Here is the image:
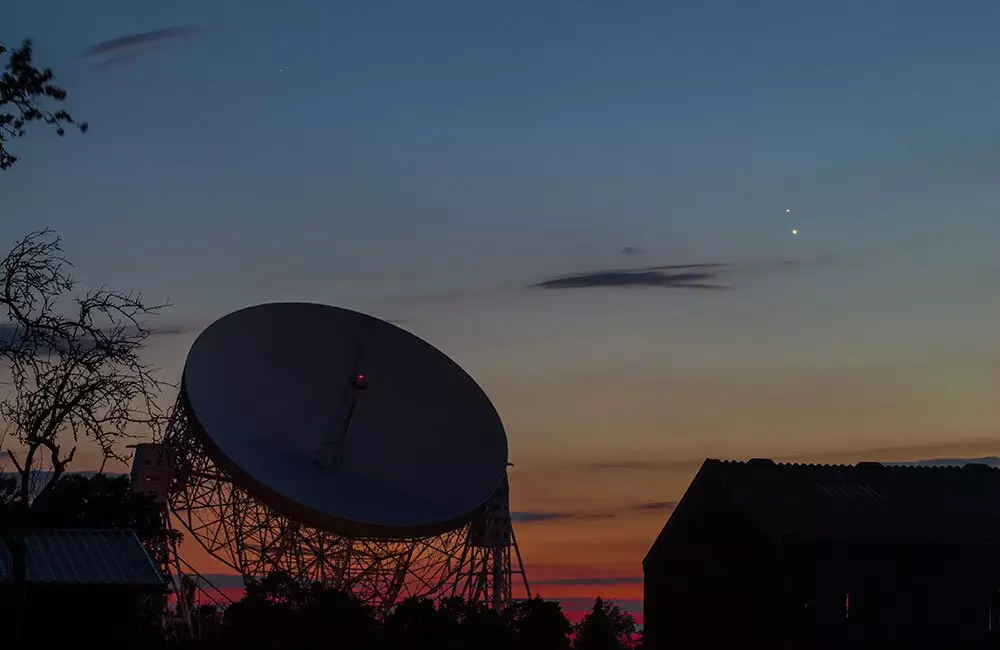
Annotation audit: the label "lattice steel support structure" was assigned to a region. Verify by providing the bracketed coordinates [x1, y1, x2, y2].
[160, 395, 530, 613]
[452, 475, 531, 607]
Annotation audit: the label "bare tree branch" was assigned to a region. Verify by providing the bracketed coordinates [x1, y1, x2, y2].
[2, 41, 92, 650]
[0, 229, 169, 505]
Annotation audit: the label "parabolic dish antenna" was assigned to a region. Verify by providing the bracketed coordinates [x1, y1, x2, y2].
[180, 302, 509, 538]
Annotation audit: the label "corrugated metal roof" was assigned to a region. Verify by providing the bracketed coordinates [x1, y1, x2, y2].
[696, 459, 1000, 543]
[0, 529, 164, 588]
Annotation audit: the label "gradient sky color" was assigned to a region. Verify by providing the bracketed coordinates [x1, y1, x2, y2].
[5, 1, 1000, 617]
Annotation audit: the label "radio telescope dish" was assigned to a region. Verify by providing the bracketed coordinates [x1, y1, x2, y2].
[143, 302, 531, 618]
[180, 302, 509, 538]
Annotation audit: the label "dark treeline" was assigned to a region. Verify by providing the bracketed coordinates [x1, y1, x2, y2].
[183, 573, 638, 650]
[1, 474, 642, 650]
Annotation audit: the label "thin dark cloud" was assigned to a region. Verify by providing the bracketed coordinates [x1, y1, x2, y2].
[510, 512, 569, 523]
[0, 322, 190, 337]
[388, 257, 817, 307]
[529, 257, 828, 292]
[147, 325, 195, 336]
[555, 597, 642, 614]
[195, 573, 247, 589]
[91, 50, 148, 70]
[581, 452, 1000, 474]
[534, 576, 643, 586]
[889, 456, 1000, 468]
[586, 460, 670, 471]
[531, 263, 728, 291]
[0, 470, 125, 500]
[619, 246, 642, 257]
[582, 459, 702, 472]
[575, 512, 617, 520]
[0, 322, 191, 354]
[511, 511, 615, 523]
[766, 438, 1000, 466]
[83, 27, 193, 58]
[0, 470, 122, 480]
[512, 501, 675, 523]
[634, 501, 678, 511]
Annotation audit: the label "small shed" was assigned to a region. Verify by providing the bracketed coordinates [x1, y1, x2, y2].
[643, 459, 1000, 650]
[0, 528, 165, 587]
[1, 529, 165, 647]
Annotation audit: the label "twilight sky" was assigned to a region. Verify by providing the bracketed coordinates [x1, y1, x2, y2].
[5, 0, 1000, 618]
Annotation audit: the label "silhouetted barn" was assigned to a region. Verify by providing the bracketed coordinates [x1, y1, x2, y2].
[643, 458, 1000, 650]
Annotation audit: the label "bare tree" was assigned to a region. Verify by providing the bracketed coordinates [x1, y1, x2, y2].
[1, 39, 88, 170]
[0, 229, 168, 648]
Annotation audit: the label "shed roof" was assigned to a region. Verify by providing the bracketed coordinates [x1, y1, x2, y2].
[0, 529, 164, 588]
[674, 459, 1000, 545]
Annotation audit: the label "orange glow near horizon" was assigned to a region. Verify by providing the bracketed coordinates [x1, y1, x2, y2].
[24, 286, 1000, 623]
[170, 436, 1000, 619]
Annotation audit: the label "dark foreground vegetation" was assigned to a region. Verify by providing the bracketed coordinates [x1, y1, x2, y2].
[188, 574, 638, 650]
[1, 473, 641, 650]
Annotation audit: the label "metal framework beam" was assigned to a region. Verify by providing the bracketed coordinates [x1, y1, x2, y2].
[154, 397, 530, 617]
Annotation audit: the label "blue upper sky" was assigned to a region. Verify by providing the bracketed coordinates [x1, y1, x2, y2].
[5, 1, 1000, 589]
[7, 2, 1000, 318]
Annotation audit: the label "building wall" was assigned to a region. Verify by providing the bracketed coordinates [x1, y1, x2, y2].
[645, 462, 1000, 650]
[649, 510, 1000, 650]
[643, 473, 783, 650]
[787, 539, 1000, 650]
[0, 584, 164, 649]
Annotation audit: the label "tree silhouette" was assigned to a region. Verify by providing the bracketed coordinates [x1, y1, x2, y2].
[212, 578, 587, 650]
[221, 572, 300, 649]
[28, 473, 181, 575]
[221, 571, 377, 649]
[222, 592, 294, 649]
[380, 595, 536, 648]
[0, 229, 167, 650]
[246, 570, 310, 607]
[384, 596, 447, 642]
[0, 230, 168, 507]
[296, 582, 377, 648]
[0, 475, 169, 649]
[572, 597, 637, 650]
[506, 596, 573, 649]
[0, 473, 16, 506]
[192, 604, 223, 646]
[0, 40, 87, 170]
[453, 598, 513, 643]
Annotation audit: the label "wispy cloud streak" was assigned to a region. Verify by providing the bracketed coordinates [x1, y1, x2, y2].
[511, 511, 615, 523]
[889, 456, 1000, 468]
[529, 257, 829, 292]
[0, 322, 191, 349]
[83, 27, 193, 58]
[512, 500, 676, 523]
[534, 576, 643, 586]
[531, 263, 727, 291]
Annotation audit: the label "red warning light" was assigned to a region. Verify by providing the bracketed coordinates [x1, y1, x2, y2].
[352, 373, 369, 390]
